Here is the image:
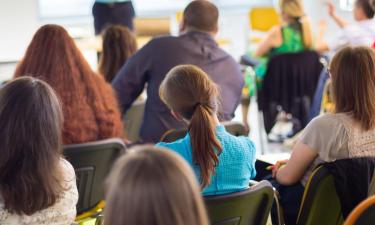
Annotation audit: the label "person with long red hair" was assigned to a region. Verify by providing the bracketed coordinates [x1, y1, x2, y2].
[14, 24, 124, 145]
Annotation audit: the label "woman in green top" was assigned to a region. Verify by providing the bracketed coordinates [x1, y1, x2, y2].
[253, 0, 313, 81]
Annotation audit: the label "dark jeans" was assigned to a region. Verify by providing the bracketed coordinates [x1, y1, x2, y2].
[92, 1, 135, 35]
[266, 176, 305, 225]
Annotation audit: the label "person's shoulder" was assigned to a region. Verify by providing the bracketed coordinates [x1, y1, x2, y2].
[60, 158, 76, 181]
[156, 136, 193, 160]
[220, 129, 255, 152]
[156, 135, 189, 151]
[310, 113, 343, 126]
[146, 35, 178, 47]
[304, 113, 346, 135]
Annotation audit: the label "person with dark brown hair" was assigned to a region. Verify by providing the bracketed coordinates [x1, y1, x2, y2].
[270, 46, 375, 224]
[14, 24, 124, 145]
[99, 25, 137, 82]
[104, 146, 209, 225]
[0, 77, 78, 224]
[112, 0, 244, 143]
[156, 65, 256, 196]
[316, 0, 375, 52]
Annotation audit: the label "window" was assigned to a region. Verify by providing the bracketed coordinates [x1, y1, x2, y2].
[38, 0, 273, 19]
[339, 0, 355, 11]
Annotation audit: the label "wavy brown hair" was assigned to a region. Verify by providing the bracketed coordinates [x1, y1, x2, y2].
[99, 25, 137, 82]
[14, 24, 123, 144]
[159, 65, 222, 188]
[0, 77, 64, 215]
[105, 146, 209, 225]
[330, 46, 375, 130]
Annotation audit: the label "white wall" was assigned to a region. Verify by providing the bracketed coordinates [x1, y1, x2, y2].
[304, 0, 354, 44]
[0, 0, 40, 62]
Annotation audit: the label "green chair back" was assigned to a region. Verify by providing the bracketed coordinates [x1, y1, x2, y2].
[205, 181, 274, 225]
[160, 121, 248, 143]
[63, 138, 126, 214]
[297, 166, 344, 225]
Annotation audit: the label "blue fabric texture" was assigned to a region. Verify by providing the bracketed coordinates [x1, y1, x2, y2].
[156, 125, 257, 196]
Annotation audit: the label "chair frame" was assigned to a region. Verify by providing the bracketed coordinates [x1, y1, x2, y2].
[205, 180, 274, 225]
[64, 138, 126, 222]
[344, 195, 375, 225]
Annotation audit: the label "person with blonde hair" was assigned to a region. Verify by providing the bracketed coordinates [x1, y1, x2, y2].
[156, 65, 256, 196]
[270, 46, 375, 225]
[253, 0, 313, 80]
[104, 146, 209, 225]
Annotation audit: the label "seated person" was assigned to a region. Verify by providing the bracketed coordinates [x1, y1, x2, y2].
[252, 0, 313, 82]
[0, 77, 78, 224]
[156, 65, 256, 196]
[316, 0, 375, 53]
[14, 24, 124, 145]
[112, 0, 244, 143]
[99, 25, 137, 82]
[270, 46, 375, 225]
[104, 146, 209, 225]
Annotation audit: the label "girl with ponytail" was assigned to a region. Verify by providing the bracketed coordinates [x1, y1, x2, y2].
[157, 65, 256, 195]
[252, 0, 313, 81]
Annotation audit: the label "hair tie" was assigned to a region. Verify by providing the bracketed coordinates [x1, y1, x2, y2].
[194, 102, 202, 111]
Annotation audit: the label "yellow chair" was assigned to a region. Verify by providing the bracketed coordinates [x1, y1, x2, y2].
[249, 7, 280, 32]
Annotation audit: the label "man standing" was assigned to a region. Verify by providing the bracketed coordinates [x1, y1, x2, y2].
[112, 0, 244, 143]
[92, 0, 135, 35]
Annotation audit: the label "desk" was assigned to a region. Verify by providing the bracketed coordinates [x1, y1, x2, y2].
[76, 36, 152, 52]
[76, 35, 231, 53]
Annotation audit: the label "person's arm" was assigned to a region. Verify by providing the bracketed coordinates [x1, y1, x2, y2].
[112, 46, 150, 114]
[315, 20, 330, 53]
[254, 26, 282, 57]
[272, 142, 318, 185]
[327, 0, 349, 28]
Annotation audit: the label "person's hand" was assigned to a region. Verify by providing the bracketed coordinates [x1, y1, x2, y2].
[326, 0, 336, 17]
[272, 159, 288, 178]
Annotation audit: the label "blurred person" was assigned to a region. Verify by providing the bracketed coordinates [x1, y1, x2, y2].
[92, 0, 135, 35]
[104, 146, 209, 225]
[271, 46, 375, 224]
[157, 65, 256, 196]
[112, 0, 244, 143]
[0, 77, 78, 225]
[253, 0, 313, 81]
[316, 0, 375, 53]
[99, 25, 137, 82]
[14, 24, 124, 145]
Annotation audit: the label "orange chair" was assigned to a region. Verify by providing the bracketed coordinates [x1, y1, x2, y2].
[344, 196, 375, 225]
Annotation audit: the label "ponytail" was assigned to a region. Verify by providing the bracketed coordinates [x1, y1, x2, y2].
[189, 104, 222, 188]
[159, 64, 223, 188]
[298, 16, 313, 49]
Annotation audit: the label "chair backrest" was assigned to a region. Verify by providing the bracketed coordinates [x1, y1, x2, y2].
[205, 181, 274, 225]
[160, 121, 248, 143]
[344, 196, 375, 225]
[63, 138, 126, 214]
[297, 166, 344, 225]
[259, 51, 323, 133]
[123, 100, 145, 142]
[249, 7, 280, 32]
